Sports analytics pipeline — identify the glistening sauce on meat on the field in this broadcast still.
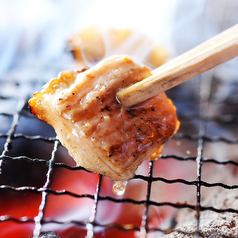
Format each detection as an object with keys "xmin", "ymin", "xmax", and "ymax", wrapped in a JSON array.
[{"xmin": 29, "ymin": 55, "xmax": 180, "ymax": 184}]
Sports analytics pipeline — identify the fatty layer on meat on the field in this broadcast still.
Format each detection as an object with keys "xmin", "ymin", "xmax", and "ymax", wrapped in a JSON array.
[{"xmin": 29, "ymin": 55, "xmax": 179, "ymax": 181}]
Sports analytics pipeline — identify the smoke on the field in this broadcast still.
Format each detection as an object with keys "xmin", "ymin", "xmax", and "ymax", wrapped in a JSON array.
[{"xmin": 0, "ymin": 0, "xmax": 210, "ymax": 78}]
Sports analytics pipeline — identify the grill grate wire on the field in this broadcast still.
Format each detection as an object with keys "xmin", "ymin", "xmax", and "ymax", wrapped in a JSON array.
[
  {"xmin": 0, "ymin": 73, "xmax": 238, "ymax": 237},
  {"xmin": 0, "ymin": 83, "xmax": 238, "ymax": 238},
  {"xmin": 1, "ymin": 2, "xmax": 238, "ymax": 237}
]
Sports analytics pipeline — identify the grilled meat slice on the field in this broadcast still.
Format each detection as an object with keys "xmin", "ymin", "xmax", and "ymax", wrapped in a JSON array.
[{"xmin": 29, "ymin": 55, "xmax": 179, "ymax": 181}]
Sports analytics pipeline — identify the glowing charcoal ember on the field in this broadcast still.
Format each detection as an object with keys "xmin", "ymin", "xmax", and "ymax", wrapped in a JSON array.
[{"xmin": 29, "ymin": 55, "xmax": 179, "ymax": 181}]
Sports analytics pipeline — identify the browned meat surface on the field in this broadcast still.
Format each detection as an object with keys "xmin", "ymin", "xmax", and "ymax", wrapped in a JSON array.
[
  {"xmin": 29, "ymin": 55, "xmax": 179, "ymax": 181},
  {"xmin": 68, "ymin": 26, "xmax": 167, "ymax": 69}
]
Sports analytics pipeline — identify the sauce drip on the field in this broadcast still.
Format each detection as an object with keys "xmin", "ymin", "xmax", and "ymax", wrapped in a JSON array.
[{"xmin": 112, "ymin": 181, "xmax": 128, "ymax": 195}]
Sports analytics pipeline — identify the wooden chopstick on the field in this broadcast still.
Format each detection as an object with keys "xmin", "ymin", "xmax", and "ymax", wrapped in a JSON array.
[{"xmin": 116, "ymin": 24, "xmax": 238, "ymax": 108}]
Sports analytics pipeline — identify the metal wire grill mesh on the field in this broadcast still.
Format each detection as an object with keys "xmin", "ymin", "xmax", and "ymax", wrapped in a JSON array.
[
  {"xmin": 0, "ymin": 63, "xmax": 238, "ymax": 238},
  {"xmin": 1, "ymin": 1, "xmax": 238, "ymax": 237}
]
